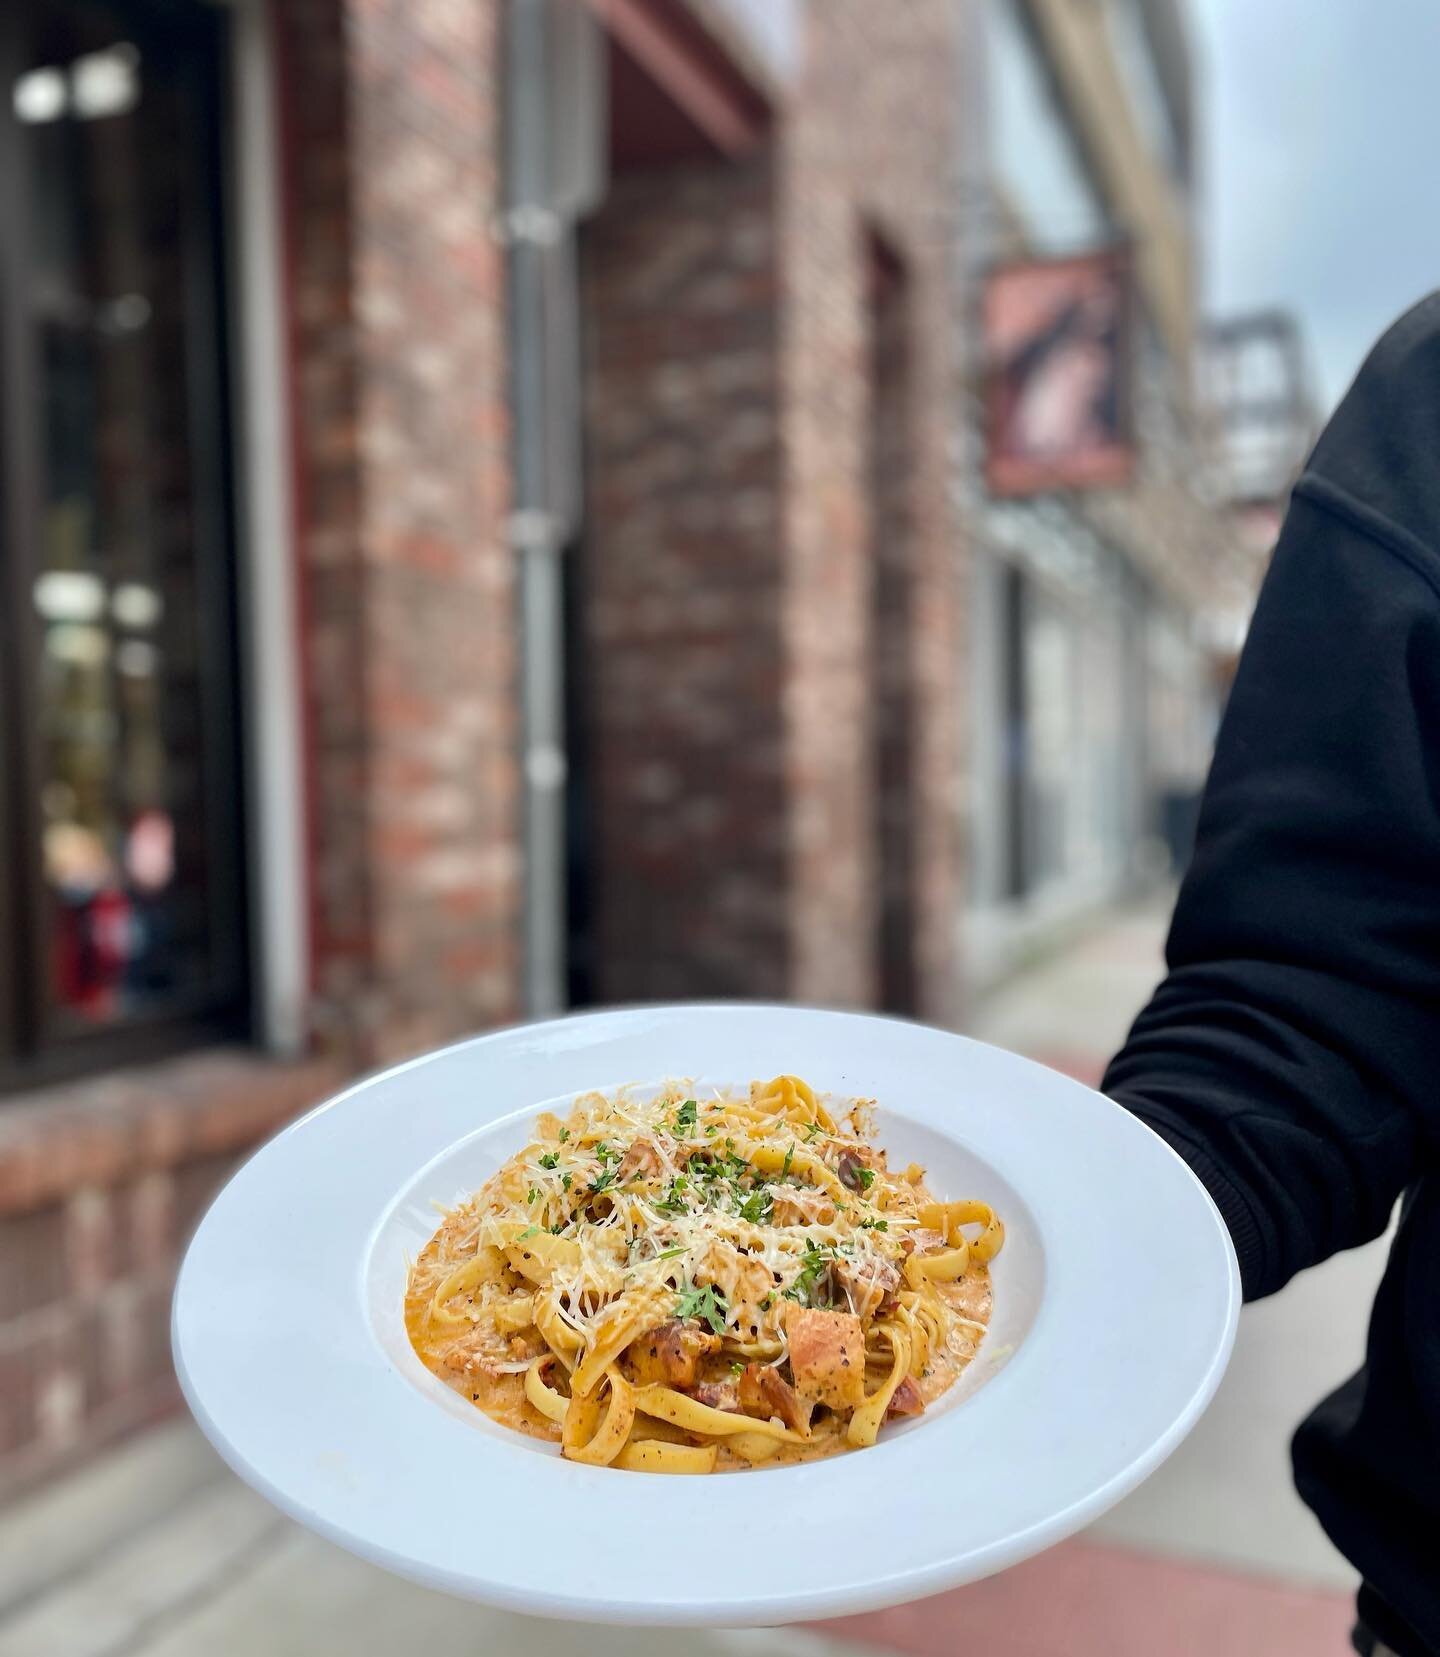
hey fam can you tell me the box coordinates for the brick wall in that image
[579,1,965,1016]
[278,0,522,1064]
[0,1053,341,1499]
[580,156,789,1000]
[0,0,524,1498]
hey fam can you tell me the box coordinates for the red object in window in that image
[53,886,132,1019]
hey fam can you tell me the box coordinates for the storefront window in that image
[0,0,246,1086]
[1021,583,1080,893]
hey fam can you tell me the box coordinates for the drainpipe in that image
[501,0,604,1017]
[504,0,568,1018]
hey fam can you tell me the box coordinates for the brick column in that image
[778,0,965,1021]
[276,0,521,1062]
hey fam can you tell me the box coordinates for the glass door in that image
[0,0,247,1087]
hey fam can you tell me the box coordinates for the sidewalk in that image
[0,899,1383,1657]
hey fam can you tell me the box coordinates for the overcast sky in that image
[1192,0,1440,413]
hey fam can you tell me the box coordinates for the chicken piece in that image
[696,1241,773,1338]
[689,1380,742,1412]
[886,1376,925,1419]
[625,1319,718,1387]
[616,1137,664,1183]
[783,1306,866,1410]
[770,1188,837,1227]
[832,1254,901,1319]
[738,1362,813,1434]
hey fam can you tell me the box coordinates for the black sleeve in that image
[1103,484,1440,1301]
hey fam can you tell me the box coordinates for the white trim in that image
[231,0,308,1054]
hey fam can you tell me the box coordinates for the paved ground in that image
[0,895,1388,1657]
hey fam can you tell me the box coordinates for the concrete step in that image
[136,1523,892,1657]
[0,1419,223,1619]
[0,1475,283,1657]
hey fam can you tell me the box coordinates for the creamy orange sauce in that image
[406,1233,992,1467]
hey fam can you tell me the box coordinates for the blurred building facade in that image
[1200,308,1322,650]
[0,0,968,1494]
[962,0,1248,984]
[0,0,1247,1494]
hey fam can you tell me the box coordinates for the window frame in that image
[0,0,252,1096]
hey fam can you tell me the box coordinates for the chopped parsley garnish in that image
[538,1151,560,1170]
[526,1186,539,1204]
[516,1225,539,1241]
[703,1147,748,1185]
[783,1239,837,1307]
[655,1246,688,1261]
[781,1144,794,1178]
[557,1128,570,1143]
[705,1124,718,1136]
[859,1217,888,1231]
[672,1098,698,1135]
[589,1168,618,1196]
[729,1360,744,1378]
[561,1172,573,1191]
[803,1121,822,1142]
[738,1187,773,1225]
[760,1292,775,1310]
[594,1141,620,1165]
[549,1222,566,1234]
[654,1175,689,1215]
[853,1166,876,1190]
[674,1280,728,1335]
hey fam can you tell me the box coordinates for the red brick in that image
[95,1283,146,1406]
[173,1154,241,1248]
[132,1278,179,1391]
[276,0,521,1066]
[0,1331,40,1460]
[0,1053,343,1486]
[64,1187,116,1299]
[0,1208,66,1322]
[127,1172,176,1271]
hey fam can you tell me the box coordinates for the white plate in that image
[173,1004,1238,1626]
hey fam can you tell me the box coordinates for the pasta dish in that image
[405,1076,1003,1472]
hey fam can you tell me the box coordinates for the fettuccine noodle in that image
[405,1076,1002,1471]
